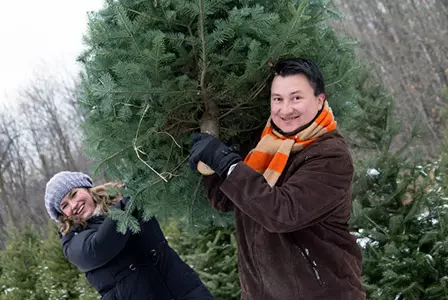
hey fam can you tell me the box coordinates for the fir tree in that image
[352,157,448,299]
[35,224,99,300]
[164,220,239,300]
[0,224,100,300]
[0,226,46,300]
[78,0,363,229]
[349,78,448,299]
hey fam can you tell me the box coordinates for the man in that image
[189,58,365,299]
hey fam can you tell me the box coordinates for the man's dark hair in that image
[272,58,325,96]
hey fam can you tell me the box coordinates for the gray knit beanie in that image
[45,171,93,222]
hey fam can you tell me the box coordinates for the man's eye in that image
[294,96,301,100]
[273,98,282,102]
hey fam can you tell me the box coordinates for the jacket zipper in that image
[298,246,325,286]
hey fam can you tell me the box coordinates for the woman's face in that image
[59,188,96,219]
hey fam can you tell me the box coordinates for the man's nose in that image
[281,101,293,115]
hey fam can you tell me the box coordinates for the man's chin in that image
[278,124,302,134]
[271,119,307,136]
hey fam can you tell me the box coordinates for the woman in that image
[44,171,214,300]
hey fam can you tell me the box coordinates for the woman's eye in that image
[273,98,281,102]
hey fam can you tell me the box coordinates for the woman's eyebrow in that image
[68,189,77,199]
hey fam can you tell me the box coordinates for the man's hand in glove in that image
[189,133,241,177]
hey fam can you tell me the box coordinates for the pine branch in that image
[234,123,265,133]
[93,145,133,174]
[133,104,168,182]
[218,75,270,121]
[326,65,362,88]
[113,102,143,110]
[163,141,175,173]
[156,131,182,148]
[189,178,203,226]
[165,120,200,133]
[366,215,390,237]
[179,126,201,134]
[127,8,191,30]
[160,156,189,181]
[91,88,197,95]
[170,101,198,112]
[264,0,308,65]
[115,4,142,55]
[198,0,209,112]
[168,117,198,125]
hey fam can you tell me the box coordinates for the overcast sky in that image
[0,0,104,105]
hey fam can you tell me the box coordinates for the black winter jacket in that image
[61,212,213,300]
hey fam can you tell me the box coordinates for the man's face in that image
[270,74,324,133]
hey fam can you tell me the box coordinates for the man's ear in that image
[318,93,326,110]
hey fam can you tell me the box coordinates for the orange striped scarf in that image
[244,101,337,187]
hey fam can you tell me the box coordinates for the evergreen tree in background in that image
[78,0,362,229]
[35,225,98,300]
[0,224,100,300]
[164,221,240,299]
[0,226,46,300]
[349,79,448,299]
[352,157,448,299]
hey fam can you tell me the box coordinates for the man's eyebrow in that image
[289,90,303,95]
[271,90,303,97]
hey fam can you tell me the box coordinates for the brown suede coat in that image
[203,131,365,300]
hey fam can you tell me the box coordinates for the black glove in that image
[114,196,131,210]
[189,132,242,177]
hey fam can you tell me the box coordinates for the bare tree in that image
[0,121,17,227]
[20,80,78,171]
[330,0,448,156]
[0,75,90,233]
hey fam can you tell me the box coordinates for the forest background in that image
[0,1,447,299]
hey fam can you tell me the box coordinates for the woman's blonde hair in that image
[58,182,123,235]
